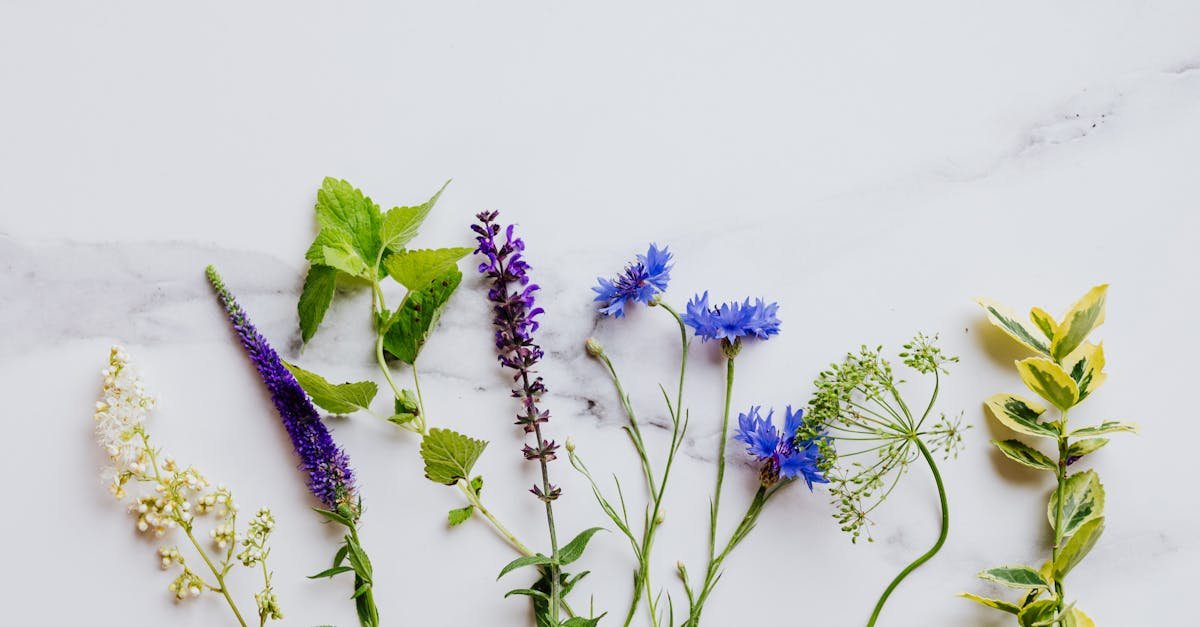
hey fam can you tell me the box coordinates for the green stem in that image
[1051,410,1070,610]
[866,439,948,627]
[708,357,736,566]
[184,524,249,627]
[457,479,534,556]
[687,485,775,626]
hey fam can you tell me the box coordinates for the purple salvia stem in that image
[206,266,359,518]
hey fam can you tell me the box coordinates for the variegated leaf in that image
[1067,438,1109,463]
[1053,517,1104,578]
[978,298,1051,355]
[1051,285,1108,361]
[993,439,1056,471]
[985,393,1059,438]
[1047,470,1105,537]
[1069,421,1139,437]
[1018,600,1058,627]
[978,565,1051,589]
[1016,357,1079,410]
[1066,342,1107,401]
[959,593,1020,615]
[1029,307,1058,340]
[1072,608,1096,627]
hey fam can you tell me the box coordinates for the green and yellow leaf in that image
[1047,470,1105,537]
[1016,357,1079,410]
[1066,342,1107,401]
[1029,307,1058,340]
[985,393,1059,438]
[977,298,1051,355]
[1018,599,1058,627]
[1051,284,1108,361]
[993,439,1056,470]
[1069,421,1139,437]
[1067,438,1109,463]
[1072,608,1096,627]
[1053,516,1105,578]
[380,180,450,252]
[383,247,473,291]
[959,593,1020,615]
[978,565,1051,589]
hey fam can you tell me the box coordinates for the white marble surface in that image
[2,2,1198,625]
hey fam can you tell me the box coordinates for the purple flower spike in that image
[471,211,561,501]
[206,266,359,518]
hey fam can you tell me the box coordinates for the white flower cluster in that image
[94,347,282,621]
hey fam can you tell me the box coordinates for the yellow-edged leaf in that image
[977,298,1051,355]
[1053,516,1105,578]
[1065,342,1107,401]
[985,393,1059,438]
[1051,285,1108,361]
[959,593,1020,614]
[1030,307,1058,340]
[1072,608,1096,627]
[993,439,1056,471]
[1047,470,1105,537]
[1069,421,1139,437]
[1016,357,1079,410]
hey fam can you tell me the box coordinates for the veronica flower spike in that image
[677,293,783,627]
[207,266,380,627]
[473,211,605,627]
[572,243,691,627]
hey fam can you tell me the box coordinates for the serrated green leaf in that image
[978,297,1051,355]
[382,247,473,291]
[959,593,1021,614]
[497,553,554,579]
[298,264,337,343]
[318,242,372,279]
[993,439,1056,471]
[1016,357,1079,410]
[380,180,450,252]
[1069,421,1139,437]
[1067,438,1109,463]
[382,268,463,364]
[977,565,1050,589]
[562,617,605,627]
[1018,600,1058,627]
[420,428,487,485]
[305,227,356,265]
[448,506,473,527]
[1054,517,1104,578]
[282,361,378,414]
[1048,470,1105,537]
[315,177,383,267]
[1051,285,1107,361]
[985,393,1059,438]
[470,475,484,496]
[558,527,606,565]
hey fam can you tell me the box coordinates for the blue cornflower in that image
[734,405,827,488]
[682,292,781,342]
[592,243,673,317]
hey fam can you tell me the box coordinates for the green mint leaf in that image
[315,177,383,268]
[317,242,372,279]
[298,264,337,343]
[558,527,606,565]
[382,268,463,364]
[469,475,484,496]
[379,180,450,252]
[562,617,605,627]
[395,390,421,416]
[497,553,554,579]
[283,361,378,414]
[382,247,473,291]
[420,427,488,485]
[447,506,474,527]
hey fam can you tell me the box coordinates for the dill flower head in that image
[734,405,828,488]
[682,292,781,343]
[592,243,673,317]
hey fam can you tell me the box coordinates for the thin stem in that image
[457,479,534,556]
[708,357,736,567]
[687,485,776,626]
[866,439,948,627]
[412,363,429,434]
